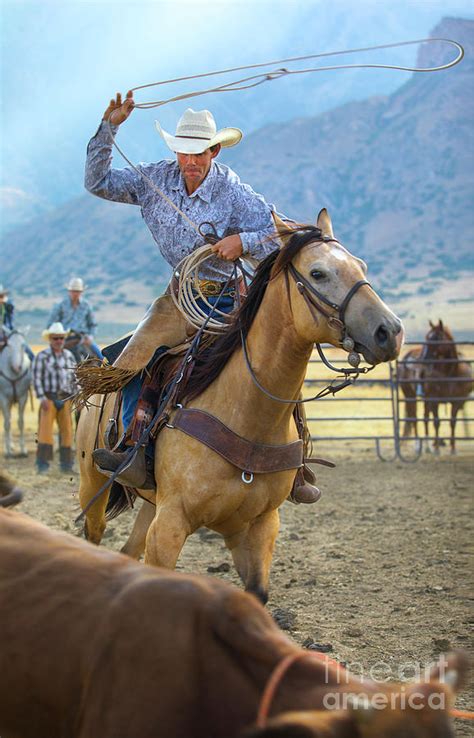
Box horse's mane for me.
[181,225,322,403]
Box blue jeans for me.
[122,293,235,429]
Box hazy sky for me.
[1,0,473,202]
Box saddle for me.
[120,344,332,502]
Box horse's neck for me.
[196,277,314,439]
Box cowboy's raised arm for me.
[84,91,144,205]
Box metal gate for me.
[303,341,474,462]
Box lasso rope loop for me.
[129,38,463,109]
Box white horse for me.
[0,329,32,457]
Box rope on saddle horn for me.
[170,245,238,335]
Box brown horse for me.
[77,211,403,602]
[398,321,473,453]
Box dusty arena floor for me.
[3,441,473,735]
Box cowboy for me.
[48,278,103,362]
[0,284,35,360]
[0,284,14,332]
[84,94,319,503]
[32,322,77,474]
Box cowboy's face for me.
[0,293,6,304]
[49,335,65,352]
[176,145,220,194]
[69,290,82,303]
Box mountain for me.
[1,17,473,342]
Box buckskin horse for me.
[77,211,403,601]
[0,328,31,457]
[398,320,472,454]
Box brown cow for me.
[0,510,468,738]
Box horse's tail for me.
[105,481,137,521]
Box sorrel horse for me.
[0,329,31,457]
[77,211,403,601]
[398,321,472,454]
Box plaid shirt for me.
[32,347,77,399]
[85,120,280,281]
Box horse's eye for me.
[310,269,326,281]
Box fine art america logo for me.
[321,654,452,711]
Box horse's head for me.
[2,329,28,375]
[276,210,404,365]
[424,320,457,361]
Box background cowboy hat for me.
[65,278,86,291]
[42,322,70,340]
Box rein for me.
[256,650,474,728]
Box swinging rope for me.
[129,37,463,109]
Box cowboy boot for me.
[36,443,52,474]
[59,446,74,473]
[92,446,155,489]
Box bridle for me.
[236,236,375,405]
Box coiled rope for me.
[170,245,240,334]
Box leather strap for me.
[171,407,303,474]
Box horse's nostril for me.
[375,325,389,346]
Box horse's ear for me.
[272,212,297,249]
[429,320,435,329]
[439,319,444,330]
[316,209,334,239]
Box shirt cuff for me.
[240,231,273,256]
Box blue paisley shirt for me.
[85,121,280,280]
[48,297,97,336]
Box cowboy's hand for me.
[211,235,243,261]
[82,335,93,346]
[102,91,135,126]
[40,398,50,412]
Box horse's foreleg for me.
[403,398,417,438]
[432,405,441,455]
[144,502,190,568]
[121,499,155,559]
[1,401,13,457]
[226,509,280,605]
[423,402,431,453]
[450,404,460,455]
[17,397,28,456]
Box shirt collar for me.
[172,162,217,203]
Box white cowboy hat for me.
[42,322,70,340]
[65,277,86,291]
[0,284,8,295]
[155,108,242,154]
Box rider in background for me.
[48,278,103,362]
[0,284,34,360]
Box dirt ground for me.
[2,437,473,735]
